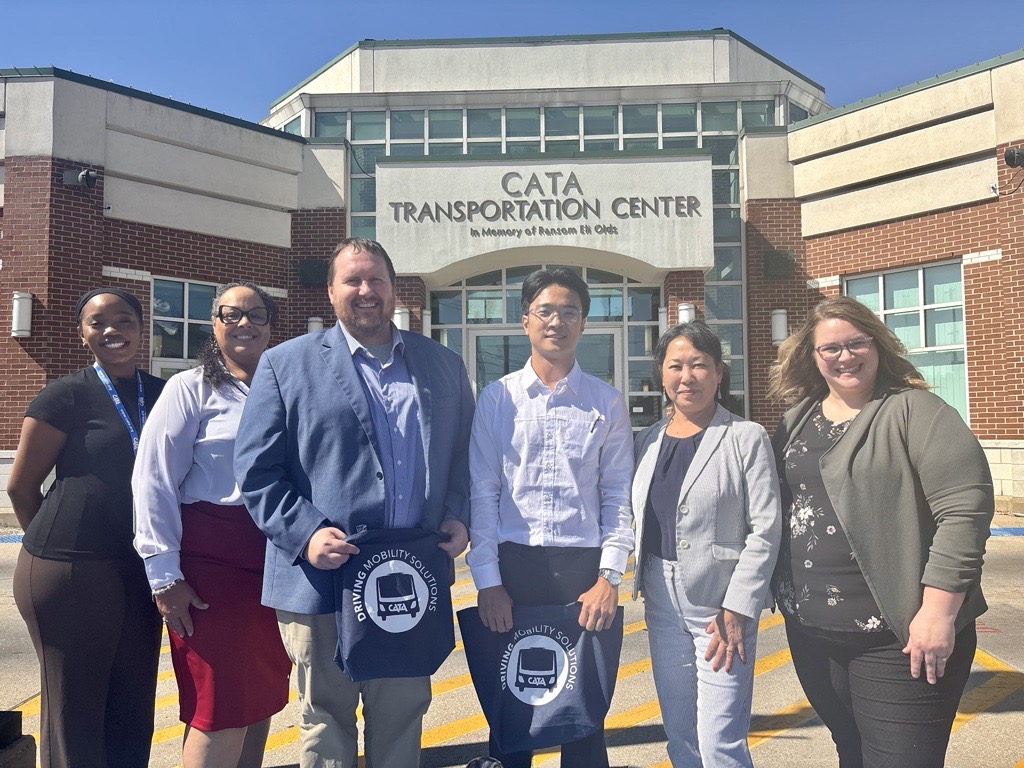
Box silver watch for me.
[598,568,623,587]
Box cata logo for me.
[500,624,579,706]
[351,548,439,634]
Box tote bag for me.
[334,527,454,682]
[458,603,624,753]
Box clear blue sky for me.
[4,0,1022,124]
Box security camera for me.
[1005,147,1024,168]
[79,169,98,188]
[62,168,98,188]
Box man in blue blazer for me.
[235,238,474,768]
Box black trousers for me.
[13,548,162,768]
[487,541,611,768]
[785,618,977,768]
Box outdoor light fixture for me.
[1005,147,1024,168]
[677,302,696,324]
[393,307,410,331]
[62,168,98,188]
[12,291,33,337]
[307,316,324,334]
[771,309,789,346]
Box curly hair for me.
[197,281,279,388]
[767,295,928,405]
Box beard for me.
[338,302,393,342]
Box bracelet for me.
[151,579,183,599]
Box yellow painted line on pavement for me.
[421,712,489,746]
[754,646,792,676]
[952,649,1024,733]
[748,698,816,748]
[759,612,784,631]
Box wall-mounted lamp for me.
[12,291,33,337]
[677,302,696,325]
[393,307,410,331]
[770,309,789,346]
[307,316,324,334]
[1005,147,1024,167]
[62,169,98,189]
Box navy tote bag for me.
[458,603,624,753]
[334,528,455,682]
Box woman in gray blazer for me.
[632,322,782,767]
[768,296,993,768]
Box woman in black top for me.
[9,288,165,768]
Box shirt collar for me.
[337,321,403,359]
[522,358,582,394]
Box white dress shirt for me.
[132,367,248,590]
[467,360,635,590]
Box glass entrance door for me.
[467,328,623,395]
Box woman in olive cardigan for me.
[768,296,993,768]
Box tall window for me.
[845,262,968,422]
[151,278,217,379]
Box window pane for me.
[350,178,376,212]
[314,112,346,138]
[505,289,522,323]
[466,290,504,323]
[467,142,502,155]
[627,287,660,322]
[467,108,500,138]
[545,139,578,156]
[663,137,698,150]
[350,144,385,174]
[789,102,809,123]
[430,290,462,325]
[388,143,424,157]
[545,106,579,137]
[623,138,658,151]
[588,288,624,322]
[467,270,502,286]
[507,141,540,156]
[283,116,302,136]
[704,137,738,165]
[428,143,463,156]
[428,109,463,139]
[153,320,184,358]
[506,107,540,137]
[925,307,964,346]
[704,285,742,320]
[925,264,962,304]
[583,106,617,136]
[702,102,737,132]
[586,268,623,285]
[622,105,657,134]
[506,265,542,284]
[390,110,423,140]
[584,139,618,152]
[708,323,743,357]
[846,277,880,311]
[724,393,745,418]
[724,361,744,391]
[153,279,183,317]
[351,111,385,141]
[187,323,212,358]
[909,350,967,422]
[708,247,742,282]
[431,327,463,357]
[349,216,376,240]
[713,170,739,205]
[662,103,697,133]
[884,271,919,309]
[713,209,741,243]
[628,325,659,357]
[629,394,663,429]
[628,360,658,392]
[742,100,775,128]
[188,284,215,320]
[886,311,921,349]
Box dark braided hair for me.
[197,281,279,388]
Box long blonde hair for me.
[768,296,928,405]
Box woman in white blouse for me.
[133,282,290,768]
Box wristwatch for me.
[598,568,623,587]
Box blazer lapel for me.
[633,425,666,515]
[320,324,381,459]
[677,404,731,501]
[402,332,434,466]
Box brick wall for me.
[288,209,346,333]
[663,270,705,320]
[395,276,426,333]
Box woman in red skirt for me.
[132,281,291,767]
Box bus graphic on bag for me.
[376,572,420,620]
[515,647,558,692]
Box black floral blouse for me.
[775,402,889,632]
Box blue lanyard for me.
[93,362,147,455]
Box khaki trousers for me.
[277,609,432,768]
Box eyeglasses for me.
[528,307,582,325]
[216,305,270,326]
[814,336,873,361]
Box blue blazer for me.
[235,324,475,614]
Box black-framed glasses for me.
[528,306,582,325]
[814,336,873,361]
[216,305,270,326]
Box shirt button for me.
[679,539,690,550]
[376,471,384,480]
[397,460,402,466]
[393,427,398,433]
[678,505,689,515]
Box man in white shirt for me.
[468,267,634,768]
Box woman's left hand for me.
[705,608,748,673]
[904,586,964,684]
